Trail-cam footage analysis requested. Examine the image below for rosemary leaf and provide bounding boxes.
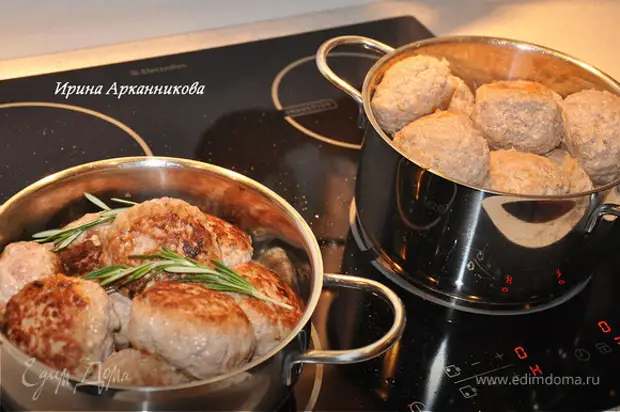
[84,192,111,211]
[83,265,129,280]
[211,261,252,288]
[159,248,186,261]
[128,253,169,260]
[32,228,65,238]
[158,248,201,266]
[120,263,156,286]
[53,231,82,252]
[131,264,155,282]
[125,266,168,286]
[100,266,140,286]
[32,193,137,251]
[111,198,139,206]
[119,271,142,286]
[99,209,128,218]
[250,290,294,310]
[201,283,238,291]
[163,266,214,274]
[177,274,221,283]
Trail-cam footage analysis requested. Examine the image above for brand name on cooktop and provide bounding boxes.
[129,63,188,76]
[54,81,206,99]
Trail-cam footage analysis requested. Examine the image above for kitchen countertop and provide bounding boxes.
[0,0,619,80]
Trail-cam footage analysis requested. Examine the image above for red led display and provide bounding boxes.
[514,346,527,359]
[515,346,543,376]
[555,269,565,285]
[614,337,620,345]
[529,364,543,376]
[598,321,612,333]
[502,275,512,293]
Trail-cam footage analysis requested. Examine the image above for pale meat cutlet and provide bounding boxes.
[562,89,620,185]
[230,262,303,357]
[98,348,192,386]
[545,148,593,193]
[371,54,455,135]
[393,111,490,186]
[3,274,119,376]
[257,246,296,288]
[485,150,569,196]
[127,282,256,379]
[0,241,62,311]
[448,75,475,117]
[474,80,564,155]
[108,291,131,349]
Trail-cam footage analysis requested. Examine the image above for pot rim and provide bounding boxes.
[360,34,620,200]
[0,156,324,392]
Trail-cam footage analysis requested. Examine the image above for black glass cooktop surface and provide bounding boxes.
[1,15,620,412]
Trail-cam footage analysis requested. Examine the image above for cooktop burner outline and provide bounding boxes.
[271,52,378,150]
[0,101,153,156]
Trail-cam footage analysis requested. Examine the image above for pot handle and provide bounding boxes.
[316,36,395,105]
[283,273,406,385]
[585,203,620,232]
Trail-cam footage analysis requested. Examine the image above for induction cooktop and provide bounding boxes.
[1,15,620,412]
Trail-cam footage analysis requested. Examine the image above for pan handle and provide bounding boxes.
[316,36,395,105]
[283,273,406,385]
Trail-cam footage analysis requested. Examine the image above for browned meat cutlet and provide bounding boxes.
[127,282,255,379]
[230,262,303,357]
[203,213,253,267]
[57,212,111,275]
[3,274,119,376]
[101,197,222,297]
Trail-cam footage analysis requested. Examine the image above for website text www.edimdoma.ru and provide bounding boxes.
[476,374,600,386]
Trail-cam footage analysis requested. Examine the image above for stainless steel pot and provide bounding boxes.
[0,156,406,411]
[316,35,620,315]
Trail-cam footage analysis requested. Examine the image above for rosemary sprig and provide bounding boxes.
[83,248,293,310]
[31,193,138,252]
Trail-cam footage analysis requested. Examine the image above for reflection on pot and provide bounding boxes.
[481,195,592,249]
[396,159,458,231]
